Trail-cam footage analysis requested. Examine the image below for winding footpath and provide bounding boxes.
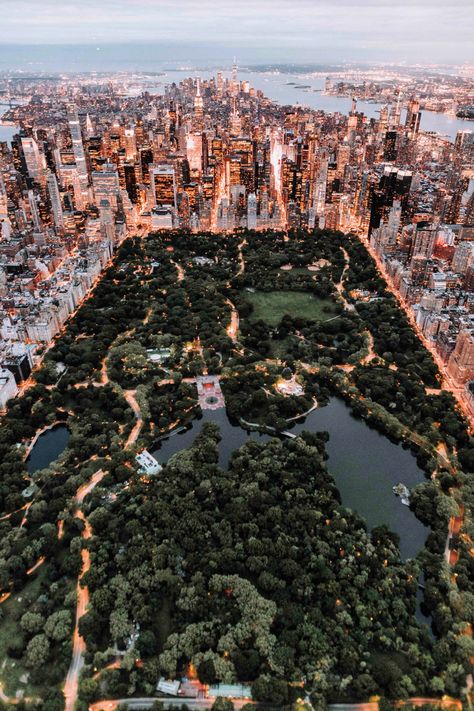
[124,390,143,447]
[64,469,106,711]
[236,239,246,277]
[225,298,240,343]
[360,330,377,366]
[335,249,356,313]
[64,374,143,710]
[171,260,185,283]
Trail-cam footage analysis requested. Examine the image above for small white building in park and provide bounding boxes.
[0,368,18,409]
[136,450,162,475]
[156,678,181,695]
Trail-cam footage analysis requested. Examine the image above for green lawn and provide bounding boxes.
[270,336,295,359]
[246,290,338,326]
[276,267,311,275]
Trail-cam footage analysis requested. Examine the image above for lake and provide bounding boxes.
[152,397,428,560]
[26,424,70,475]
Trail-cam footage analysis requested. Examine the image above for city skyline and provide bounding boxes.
[0,0,473,65]
[0,2,474,708]
[0,64,473,707]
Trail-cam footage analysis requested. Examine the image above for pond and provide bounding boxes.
[26,424,70,475]
[152,397,428,560]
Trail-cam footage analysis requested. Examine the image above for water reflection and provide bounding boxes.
[26,424,70,475]
[152,397,428,559]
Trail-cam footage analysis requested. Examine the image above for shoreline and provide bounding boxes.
[22,420,68,461]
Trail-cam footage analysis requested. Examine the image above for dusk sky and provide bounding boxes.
[0,0,472,64]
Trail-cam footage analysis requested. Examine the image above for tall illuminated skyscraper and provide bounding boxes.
[27,190,41,231]
[231,58,238,95]
[194,79,204,130]
[405,97,421,134]
[68,105,89,194]
[151,165,177,210]
[21,136,45,181]
[0,175,8,221]
[47,172,65,233]
[92,164,120,210]
[247,193,257,229]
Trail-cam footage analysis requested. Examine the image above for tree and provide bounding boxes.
[20,611,45,635]
[198,658,218,685]
[137,629,158,656]
[110,607,132,643]
[211,699,234,711]
[45,610,73,642]
[25,634,50,668]
[252,675,288,705]
[78,677,99,703]
[42,688,66,711]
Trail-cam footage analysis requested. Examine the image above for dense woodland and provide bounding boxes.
[0,228,472,710]
[82,424,440,704]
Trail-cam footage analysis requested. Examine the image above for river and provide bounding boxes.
[26,424,70,475]
[152,397,428,560]
[2,72,471,143]
[0,103,19,145]
[139,69,473,141]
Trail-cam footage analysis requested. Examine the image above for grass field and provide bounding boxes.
[277,267,311,275]
[246,290,338,326]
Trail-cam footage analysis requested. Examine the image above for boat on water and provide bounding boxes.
[393,482,410,506]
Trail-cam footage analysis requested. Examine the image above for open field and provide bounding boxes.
[245,290,338,326]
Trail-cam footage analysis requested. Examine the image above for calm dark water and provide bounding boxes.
[152,397,428,559]
[292,399,428,559]
[0,104,19,145]
[152,410,272,470]
[26,424,70,474]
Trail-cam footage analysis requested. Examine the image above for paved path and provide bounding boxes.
[124,391,143,448]
[90,697,254,711]
[171,260,185,282]
[64,469,106,711]
[328,704,378,711]
[360,330,377,366]
[236,239,246,276]
[335,249,356,313]
[225,298,239,342]
[88,696,463,711]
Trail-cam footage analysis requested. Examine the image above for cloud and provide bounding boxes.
[0,0,472,64]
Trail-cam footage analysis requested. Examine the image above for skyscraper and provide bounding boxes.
[68,105,89,195]
[47,172,64,233]
[92,164,120,210]
[247,192,257,229]
[151,165,177,210]
[405,97,421,134]
[21,136,45,181]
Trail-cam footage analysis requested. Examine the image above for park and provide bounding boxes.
[0,229,472,711]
